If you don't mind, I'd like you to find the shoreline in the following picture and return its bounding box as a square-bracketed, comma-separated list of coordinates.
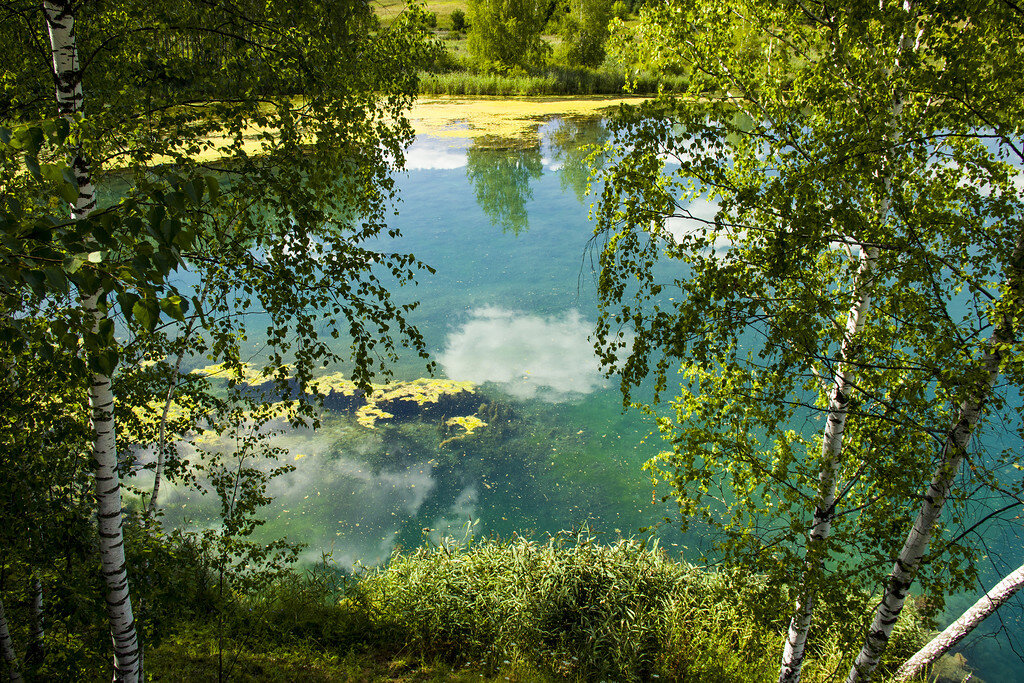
[128, 94, 648, 167]
[406, 94, 650, 142]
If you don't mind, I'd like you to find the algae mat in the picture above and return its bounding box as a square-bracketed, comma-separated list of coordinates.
[406, 96, 649, 144]
[136, 96, 646, 165]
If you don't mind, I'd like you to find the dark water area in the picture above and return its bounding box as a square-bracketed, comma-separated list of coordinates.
[152, 117, 1024, 681]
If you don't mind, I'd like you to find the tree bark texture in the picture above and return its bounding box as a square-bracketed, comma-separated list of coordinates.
[44, 2, 140, 680]
[779, 245, 877, 683]
[25, 576, 43, 667]
[780, 1, 924, 677]
[894, 561, 1024, 682]
[0, 594, 22, 682]
[845, 230, 1021, 681]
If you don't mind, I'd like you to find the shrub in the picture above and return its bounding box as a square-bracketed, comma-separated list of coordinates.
[466, 0, 550, 72]
[451, 9, 467, 32]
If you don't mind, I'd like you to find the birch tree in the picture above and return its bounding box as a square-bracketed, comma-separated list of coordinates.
[41, 3, 142, 676]
[894, 560, 1024, 682]
[595, 0, 1024, 678]
[1, 0, 435, 678]
[0, 595, 22, 682]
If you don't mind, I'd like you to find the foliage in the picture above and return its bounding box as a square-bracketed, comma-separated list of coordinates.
[466, 0, 550, 73]
[0, 0, 437, 676]
[357, 534, 930, 682]
[451, 8, 467, 31]
[417, 65, 688, 95]
[554, 0, 614, 68]
[593, 0, 1024, 675]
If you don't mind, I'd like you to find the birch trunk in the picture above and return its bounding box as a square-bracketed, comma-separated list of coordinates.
[844, 243, 1020, 682]
[0, 594, 22, 682]
[893, 560, 1024, 682]
[779, 244, 877, 683]
[844, 346, 1001, 682]
[44, 2, 140, 680]
[25, 575, 42, 666]
[146, 311, 200, 517]
[780, 5, 921, 680]
[146, 357, 183, 518]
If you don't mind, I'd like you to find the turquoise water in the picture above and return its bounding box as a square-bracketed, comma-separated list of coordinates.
[158, 119, 696, 565]
[155, 117, 1023, 680]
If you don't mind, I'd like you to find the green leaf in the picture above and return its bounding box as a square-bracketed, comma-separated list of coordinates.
[43, 267, 68, 294]
[159, 295, 186, 322]
[91, 347, 119, 375]
[165, 191, 186, 212]
[58, 179, 79, 204]
[24, 154, 41, 179]
[205, 175, 220, 201]
[117, 291, 140, 319]
[132, 300, 153, 332]
[183, 179, 201, 206]
[97, 317, 115, 344]
[23, 270, 45, 296]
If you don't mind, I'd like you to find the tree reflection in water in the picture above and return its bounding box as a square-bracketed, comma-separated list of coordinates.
[465, 117, 610, 234]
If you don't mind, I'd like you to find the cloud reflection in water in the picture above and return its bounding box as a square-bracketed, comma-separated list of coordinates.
[403, 136, 469, 170]
[439, 307, 613, 402]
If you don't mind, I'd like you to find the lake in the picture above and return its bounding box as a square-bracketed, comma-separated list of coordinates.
[154, 112, 1022, 682]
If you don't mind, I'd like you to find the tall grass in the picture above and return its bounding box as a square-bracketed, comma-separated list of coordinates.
[142, 532, 942, 681]
[418, 68, 689, 96]
[357, 534, 933, 682]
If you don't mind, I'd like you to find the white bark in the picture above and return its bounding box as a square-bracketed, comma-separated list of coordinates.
[84, 292, 141, 683]
[146, 312, 200, 517]
[782, 4, 922, 681]
[146, 355, 184, 518]
[26, 575, 43, 666]
[0, 595, 22, 682]
[845, 324, 1010, 682]
[779, 245, 877, 683]
[893, 561, 1024, 682]
[44, 2, 140, 680]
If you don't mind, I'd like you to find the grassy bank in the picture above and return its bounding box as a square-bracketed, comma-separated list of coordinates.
[146, 535, 942, 682]
[418, 68, 688, 97]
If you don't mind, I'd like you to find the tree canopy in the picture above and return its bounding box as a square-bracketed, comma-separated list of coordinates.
[595, 0, 1024, 679]
[466, 0, 550, 73]
[0, 0, 435, 678]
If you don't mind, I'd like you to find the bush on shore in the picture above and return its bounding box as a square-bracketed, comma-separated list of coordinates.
[144, 534, 934, 681]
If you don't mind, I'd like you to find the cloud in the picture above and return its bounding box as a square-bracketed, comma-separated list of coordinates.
[403, 137, 468, 170]
[149, 424, 441, 570]
[438, 307, 620, 401]
[662, 199, 722, 243]
[427, 485, 479, 545]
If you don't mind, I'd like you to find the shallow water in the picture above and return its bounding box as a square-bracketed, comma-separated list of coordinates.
[155, 116, 1024, 681]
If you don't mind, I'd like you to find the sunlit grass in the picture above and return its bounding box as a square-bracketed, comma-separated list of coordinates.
[418, 69, 689, 96]
[147, 535, 941, 682]
[374, 0, 469, 27]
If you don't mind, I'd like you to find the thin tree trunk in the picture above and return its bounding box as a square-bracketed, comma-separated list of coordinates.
[893, 560, 1024, 682]
[25, 575, 43, 667]
[844, 344, 1001, 682]
[780, 4, 922, 680]
[43, 2, 140, 680]
[146, 306, 203, 518]
[844, 235, 1022, 681]
[779, 244, 877, 683]
[146, 353, 185, 518]
[0, 594, 22, 682]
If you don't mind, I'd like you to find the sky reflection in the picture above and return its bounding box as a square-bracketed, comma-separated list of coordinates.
[439, 306, 610, 401]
